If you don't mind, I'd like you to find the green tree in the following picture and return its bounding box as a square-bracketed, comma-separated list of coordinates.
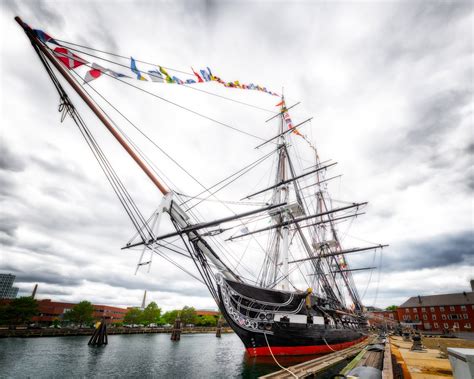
[386, 305, 398, 311]
[52, 319, 61, 328]
[123, 307, 143, 325]
[64, 301, 95, 327]
[180, 306, 197, 325]
[162, 309, 179, 325]
[2, 297, 39, 326]
[141, 302, 162, 326]
[195, 315, 218, 327]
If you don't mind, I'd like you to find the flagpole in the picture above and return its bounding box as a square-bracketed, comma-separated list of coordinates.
[14, 16, 170, 196]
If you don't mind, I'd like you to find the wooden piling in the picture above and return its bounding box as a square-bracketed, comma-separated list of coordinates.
[216, 316, 222, 338]
[88, 319, 108, 347]
[170, 316, 182, 341]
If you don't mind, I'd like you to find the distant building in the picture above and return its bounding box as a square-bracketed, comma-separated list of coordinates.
[196, 310, 220, 317]
[367, 310, 399, 328]
[31, 299, 128, 325]
[397, 288, 474, 332]
[0, 273, 19, 299]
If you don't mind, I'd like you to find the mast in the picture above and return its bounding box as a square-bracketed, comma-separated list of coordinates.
[277, 98, 290, 291]
[14, 17, 169, 196]
[15, 16, 240, 283]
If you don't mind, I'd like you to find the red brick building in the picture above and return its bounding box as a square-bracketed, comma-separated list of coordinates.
[397, 291, 474, 332]
[32, 299, 128, 325]
[196, 310, 219, 317]
[367, 310, 399, 328]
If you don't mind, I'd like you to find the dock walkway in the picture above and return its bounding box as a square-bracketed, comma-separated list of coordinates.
[260, 337, 374, 378]
[390, 335, 453, 378]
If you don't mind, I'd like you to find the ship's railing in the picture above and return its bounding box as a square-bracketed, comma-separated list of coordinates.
[219, 278, 307, 334]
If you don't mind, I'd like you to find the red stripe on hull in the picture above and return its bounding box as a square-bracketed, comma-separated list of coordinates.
[245, 336, 367, 357]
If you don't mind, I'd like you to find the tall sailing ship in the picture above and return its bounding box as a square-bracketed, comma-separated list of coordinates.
[15, 17, 387, 356]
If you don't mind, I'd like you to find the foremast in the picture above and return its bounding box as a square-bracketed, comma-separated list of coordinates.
[14, 16, 239, 286]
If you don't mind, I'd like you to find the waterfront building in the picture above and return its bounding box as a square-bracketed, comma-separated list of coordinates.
[0, 273, 19, 299]
[196, 310, 219, 317]
[32, 299, 128, 325]
[367, 310, 399, 328]
[397, 285, 474, 332]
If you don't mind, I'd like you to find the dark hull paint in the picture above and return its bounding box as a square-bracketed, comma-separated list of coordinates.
[218, 279, 367, 356]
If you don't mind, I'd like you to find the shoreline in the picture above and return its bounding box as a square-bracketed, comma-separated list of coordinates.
[0, 326, 234, 338]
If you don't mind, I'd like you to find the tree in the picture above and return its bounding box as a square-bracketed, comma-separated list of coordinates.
[180, 306, 197, 325]
[195, 315, 218, 327]
[141, 302, 161, 326]
[1, 297, 39, 326]
[386, 305, 398, 311]
[123, 307, 143, 325]
[64, 301, 95, 327]
[161, 309, 179, 325]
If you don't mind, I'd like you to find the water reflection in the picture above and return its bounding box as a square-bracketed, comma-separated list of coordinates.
[0, 333, 345, 378]
[242, 352, 326, 378]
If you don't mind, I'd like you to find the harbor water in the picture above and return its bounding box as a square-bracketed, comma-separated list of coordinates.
[0, 333, 347, 378]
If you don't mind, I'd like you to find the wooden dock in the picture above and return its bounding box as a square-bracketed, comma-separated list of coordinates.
[259, 337, 374, 378]
[338, 335, 393, 378]
[390, 335, 454, 378]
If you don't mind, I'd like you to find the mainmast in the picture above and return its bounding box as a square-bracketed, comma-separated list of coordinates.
[277, 99, 290, 291]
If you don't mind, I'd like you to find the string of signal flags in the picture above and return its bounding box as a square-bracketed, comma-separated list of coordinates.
[28, 23, 318, 150]
[30, 27, 279, 97]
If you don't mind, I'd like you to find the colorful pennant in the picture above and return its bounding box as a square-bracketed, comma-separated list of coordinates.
[130, 57, 147, 81]
[33, 29, 59, 45]
[53, 47, 88, 69]
[36, 25, 278, 96]
[84, 63, 130, 83]
[277, 100, 317, 150]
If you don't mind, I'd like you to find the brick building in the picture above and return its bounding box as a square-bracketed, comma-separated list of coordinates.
[367, 310, 399, 328]
[32, 299, 128, 325]
[397, 290, 474, 332]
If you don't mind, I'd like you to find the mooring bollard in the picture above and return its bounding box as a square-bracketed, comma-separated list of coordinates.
[88, 319, 108, 347]
[171, 316, 182, 341]
[402, 331, 411, 342]
[411, 333, 424, 351]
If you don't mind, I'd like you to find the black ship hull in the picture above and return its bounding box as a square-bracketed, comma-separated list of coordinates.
[217, 278, 367, 356]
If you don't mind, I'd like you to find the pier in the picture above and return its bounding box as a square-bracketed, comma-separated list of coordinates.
[260, 337, 376, 378]
[262, 332, 474, 378]
[0, 326, 233, 338]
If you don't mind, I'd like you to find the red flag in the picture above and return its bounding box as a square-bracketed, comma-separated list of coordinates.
[275, 100, 284, 107]
[192, 67, 203, 82]
[84, 68, 102, 83]
[53, 47, 87, 69]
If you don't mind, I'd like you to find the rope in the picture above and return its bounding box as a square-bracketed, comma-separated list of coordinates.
[55, 38, 276, 113]
[322, 336, 337, 352]
[49, 47, 268, 142]
[263, 333, 297, 378]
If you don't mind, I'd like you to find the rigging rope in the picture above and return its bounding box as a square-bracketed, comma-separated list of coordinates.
[55, 38, 276, 113]
[34, 42, 154, 242]
[48, 46, 268, 141]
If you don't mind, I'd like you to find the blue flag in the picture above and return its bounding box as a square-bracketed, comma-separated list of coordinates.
[130, 57, 147, 81]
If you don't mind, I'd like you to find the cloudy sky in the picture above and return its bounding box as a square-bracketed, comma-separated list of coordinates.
[0, 0, 472, 311]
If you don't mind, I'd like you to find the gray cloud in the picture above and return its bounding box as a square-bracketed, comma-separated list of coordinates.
[405, 90, 471, 149]
[26, 0, 64, 28]
[379, 231, 473, 272]
[1, 1, 472, 310]
[0, 214, 18, 237]
[0, 141, 25, 172]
